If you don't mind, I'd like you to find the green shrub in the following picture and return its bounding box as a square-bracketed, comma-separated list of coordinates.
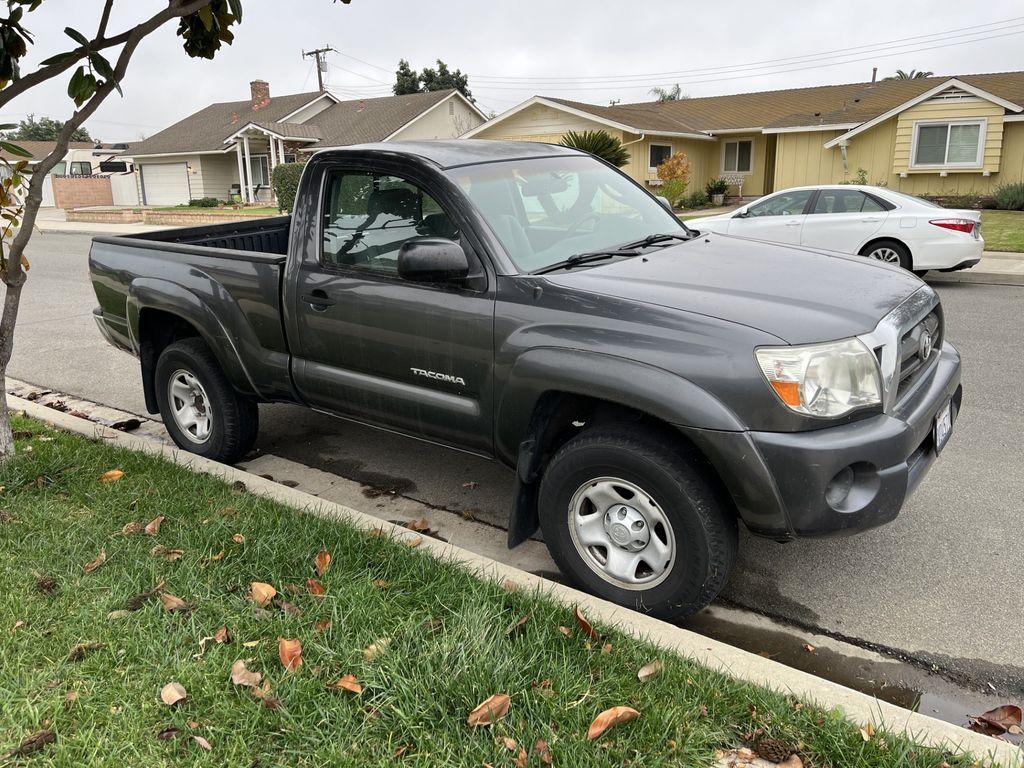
[272, 162, 306, 213]
[704, 178, 728, 197]
[188, 197, 220, 208]
[682, 191, 709, 209]
[993, 182, 1024, 211]
[560, 130, 631, 168]
[659, 179, 687, 207]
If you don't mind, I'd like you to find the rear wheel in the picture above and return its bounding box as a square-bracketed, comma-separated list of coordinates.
[155, 338, 259, 464]
[538, 425, 737, 620]
[861, 239, 911, 270]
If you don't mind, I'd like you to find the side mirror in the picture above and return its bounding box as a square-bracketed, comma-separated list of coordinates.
[733, 209, 749, 219]
[398, 237, 470, 283]
[656, 195, 674, 212]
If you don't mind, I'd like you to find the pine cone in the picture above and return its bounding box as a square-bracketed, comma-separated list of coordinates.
[755, 737, 794, 763]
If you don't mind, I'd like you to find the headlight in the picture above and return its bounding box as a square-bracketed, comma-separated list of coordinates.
[755, 338, 882, 417]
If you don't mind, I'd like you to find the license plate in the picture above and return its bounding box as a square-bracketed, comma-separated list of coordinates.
[934, 399, 953, 454]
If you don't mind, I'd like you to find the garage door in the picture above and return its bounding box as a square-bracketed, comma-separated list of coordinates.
[140, 162, 189, 205]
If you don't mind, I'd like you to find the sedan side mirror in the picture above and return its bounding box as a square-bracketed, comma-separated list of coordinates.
[398, 237, 470, 283]
[733, 209, 749, 219]
[656, 195, 674, 212]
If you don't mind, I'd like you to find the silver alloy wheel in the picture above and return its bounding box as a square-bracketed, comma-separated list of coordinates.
[867, 246, 901, 264]
[167, 369, 213, 444]
[567, 476, 676, 591]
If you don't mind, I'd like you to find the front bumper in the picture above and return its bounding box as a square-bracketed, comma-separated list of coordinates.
[681, 341, 962, 539]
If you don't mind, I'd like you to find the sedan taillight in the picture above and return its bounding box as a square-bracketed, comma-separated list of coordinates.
[929, 218, 976, 234]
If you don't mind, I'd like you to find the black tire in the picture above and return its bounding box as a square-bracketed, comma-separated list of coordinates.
[154, 338, 259, 464]
[860, 239, 912, 271]
[538, 425, 738, 620]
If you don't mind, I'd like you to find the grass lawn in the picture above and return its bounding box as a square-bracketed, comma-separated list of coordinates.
[0, 416, 989, 767]
[152, 207, 281, 216]
[980, 210, 1024, 253]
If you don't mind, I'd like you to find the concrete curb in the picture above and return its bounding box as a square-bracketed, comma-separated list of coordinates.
[928, 272, 1024, 287]
[8, 394, 1021, 767]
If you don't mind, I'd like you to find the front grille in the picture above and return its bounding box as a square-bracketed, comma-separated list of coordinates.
[895, 309, 941, 403]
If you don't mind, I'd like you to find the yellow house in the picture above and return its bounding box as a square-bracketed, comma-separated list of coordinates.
[463, 72, 1024, 199]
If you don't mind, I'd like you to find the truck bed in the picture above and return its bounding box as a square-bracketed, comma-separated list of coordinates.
[89, 216, 294, 405]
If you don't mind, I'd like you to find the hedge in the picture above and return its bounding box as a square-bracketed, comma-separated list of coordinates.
[272, 162, 305, 213]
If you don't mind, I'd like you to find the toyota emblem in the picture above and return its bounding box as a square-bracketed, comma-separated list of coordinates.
[919, 331, 933, 361]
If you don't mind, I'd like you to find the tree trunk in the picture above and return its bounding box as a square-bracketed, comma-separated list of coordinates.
[0, 363, 12, 458]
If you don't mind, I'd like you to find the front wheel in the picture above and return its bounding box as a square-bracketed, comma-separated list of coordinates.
[155, 338, 259, 464]
[538, 425, 737, 620]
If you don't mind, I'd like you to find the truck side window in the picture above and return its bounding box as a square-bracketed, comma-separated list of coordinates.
[321, 171, 459, 274]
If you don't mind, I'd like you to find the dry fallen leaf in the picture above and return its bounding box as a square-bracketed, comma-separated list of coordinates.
[405, 516, 430, 532]
[249, 582, 277, 607]
[637, 659, 664, 682]
[125, 580, 166, 611]
[601, 643, 613, 655]
[499, 736, 518, 751]
[362, 637, 391, 662]
[276, 599, 302, 619]
[160, 682, 187, 706]
[969, 704, 1022, 735]
[229, 659, 262, 688]
[405, 536, 423, 548]
[231, 533, 245, 544]
[314, 619, 332, 633]
[368, 527, 383, 537]
[212, 626, 230, 644]
[209, 550, 225, 562]
[12, 619, 26, 631]
[802, 643, 816, 653]
[5, 730, 56, 757]
[314, 549, 331, 576]
[121, 521, 143, 535]
[64, 691, 78, 707]
[558, 626, 572, 637]
[515, 747, 527, 768]
[467, 693, 511, 726]
[860, 723, 876, 741]
[151, 545, 184, 561]
[533, 739, 552, 765]
[192, 735, 212, 751]
[83, 548, 106, 573]
[67, 642, 105, 662]
[329, 674, 362, 694]
[159, 592, 188, 612]
[144, 516, 165, 536]
[306, 578, 326, 596]
[502, 580, 520, 593]
[371, 579, 389, 589]
[573, 606, 599, 640]
[106, 610, 131, 621]
[587, 706, 640, 740]
[278, 637, 302, 672]
[241, 640, 260, 648]
[98, 469, 124, 483]
[505, 615, 529, 636]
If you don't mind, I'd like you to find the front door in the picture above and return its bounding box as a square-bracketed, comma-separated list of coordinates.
[289, 168, 495, 455]
[727, 188, 815, 245]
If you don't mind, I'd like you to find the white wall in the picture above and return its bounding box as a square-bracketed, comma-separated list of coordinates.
[393, 95, 484, 141]
[110, 172, 140, 206]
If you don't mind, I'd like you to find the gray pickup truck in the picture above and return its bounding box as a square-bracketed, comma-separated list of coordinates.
[89, 140, 962, 619]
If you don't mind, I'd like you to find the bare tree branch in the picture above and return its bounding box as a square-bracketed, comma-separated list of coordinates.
[0, 0, 209, 110]
[97, 0, 116, 39]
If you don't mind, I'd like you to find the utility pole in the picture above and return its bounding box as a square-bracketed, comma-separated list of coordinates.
[302, 47, 335, 92]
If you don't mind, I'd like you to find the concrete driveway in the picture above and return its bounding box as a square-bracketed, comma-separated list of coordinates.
[9, 231, 1024, 697]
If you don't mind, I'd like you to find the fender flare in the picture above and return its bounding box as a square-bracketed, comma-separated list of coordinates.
[127, 278, 261, 405]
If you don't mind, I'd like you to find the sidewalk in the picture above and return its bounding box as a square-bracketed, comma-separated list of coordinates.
[32, 208, 166, 236]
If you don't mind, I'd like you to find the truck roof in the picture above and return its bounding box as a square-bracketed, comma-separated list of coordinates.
[309, 139, 583, 170]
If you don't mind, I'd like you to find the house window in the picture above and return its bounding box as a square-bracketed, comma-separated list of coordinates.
[722, 140, 753, 174]
[283, 153, 297, 164]
[912, 120, 984, 167]
[448, 101, 455, 115]
[69, 161, 93, 176]
[246, 155, 270, 187]
[648, 143, 672, 170]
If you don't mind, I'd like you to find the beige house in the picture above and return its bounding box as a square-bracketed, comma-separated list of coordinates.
[463, 72, 1024, 199]
[130, 81, 486, 206]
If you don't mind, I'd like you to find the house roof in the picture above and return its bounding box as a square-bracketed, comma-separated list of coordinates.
[474, 71, 1024, 138]
[227, 120, 324, 142]
[0, 140, 95, 163]
[306, 89, 463, 149]
[130, 90, 326, 157]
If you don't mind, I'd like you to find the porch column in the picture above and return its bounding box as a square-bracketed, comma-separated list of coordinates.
[242, 134, 253, 203]
[278, 138, 286, 166]
[267, 135, 279, 204]
[234, 141, 246, 203]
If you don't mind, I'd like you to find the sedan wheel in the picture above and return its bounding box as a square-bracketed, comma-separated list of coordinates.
[861, 240, 911, 270]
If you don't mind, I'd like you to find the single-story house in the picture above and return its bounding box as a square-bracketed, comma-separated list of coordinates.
[463, 71, 1024, 199]
[129, 81, 487, 206]
[0, 140, 133, 207]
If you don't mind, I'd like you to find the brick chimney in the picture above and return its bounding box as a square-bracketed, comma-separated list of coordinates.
[250, 80, 270, 112]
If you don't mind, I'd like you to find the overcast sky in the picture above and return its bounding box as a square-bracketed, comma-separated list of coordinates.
[3, 0, 1023, 142]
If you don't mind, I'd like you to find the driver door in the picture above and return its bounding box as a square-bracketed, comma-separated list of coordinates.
[289, 168, 495, 455]
[727, 189, 815, 245]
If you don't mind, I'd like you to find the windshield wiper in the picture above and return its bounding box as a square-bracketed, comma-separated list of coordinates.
[617, 231, 694, 250]
[531, 249, 640, 275]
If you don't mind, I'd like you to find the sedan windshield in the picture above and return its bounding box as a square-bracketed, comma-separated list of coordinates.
[446, 155, 687, 273]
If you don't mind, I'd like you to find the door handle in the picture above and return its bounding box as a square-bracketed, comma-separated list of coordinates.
[784, 220, 802, 226]
[301, 290, 336, 311]
[860, 216, 882, 222]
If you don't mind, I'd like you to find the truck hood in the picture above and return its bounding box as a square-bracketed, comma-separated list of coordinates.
[543, 233, 925, 344]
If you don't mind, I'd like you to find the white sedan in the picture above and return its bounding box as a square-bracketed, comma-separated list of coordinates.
[685, 185, 983, 274]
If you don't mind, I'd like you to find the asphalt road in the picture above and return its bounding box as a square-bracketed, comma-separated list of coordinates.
[10, 231, 1024, 694]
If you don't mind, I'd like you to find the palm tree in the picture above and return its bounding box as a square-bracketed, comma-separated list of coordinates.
[883, 69, 934, 80]
[559, 130, 630, 167]
[649, 83, 686, 101]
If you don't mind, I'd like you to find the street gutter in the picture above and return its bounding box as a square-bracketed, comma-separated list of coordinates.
[7, 392, 1021, 768]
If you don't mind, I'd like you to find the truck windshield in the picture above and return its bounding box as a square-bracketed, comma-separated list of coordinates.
[447, 155, 687, 273]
